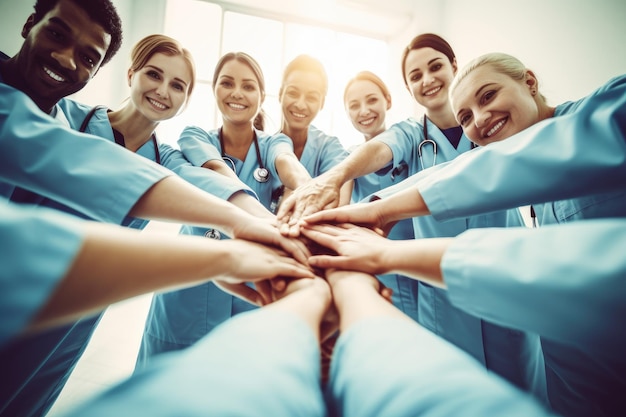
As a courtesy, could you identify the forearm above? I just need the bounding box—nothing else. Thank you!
[128,176,253,236]
[30,223,238,330]
[385,239,448,288]
[329,141,395,188]
[228,191,274,220]
[275,153,312,189]
[370,187,431,224]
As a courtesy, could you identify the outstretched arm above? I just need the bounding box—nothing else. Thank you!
[277,141,394,236]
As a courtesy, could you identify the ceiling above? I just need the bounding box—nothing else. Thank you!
[206,0,417,39]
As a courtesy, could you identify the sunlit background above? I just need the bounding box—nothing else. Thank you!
[1,0,625,415]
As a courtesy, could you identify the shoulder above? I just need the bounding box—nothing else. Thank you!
[556,74,626,116]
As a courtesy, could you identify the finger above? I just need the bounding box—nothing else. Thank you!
[276,194,296,222]
[270,277,287,292]
[216,282,263,306]
[300,227,340,250]
[254,280,273,305]
[308,255,350,270]
[381,287,394,304]
[302,208,344,225]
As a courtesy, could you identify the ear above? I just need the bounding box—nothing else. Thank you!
[451,57,459,75]
[386,95,392,110]
[21,14,36,39]
[320,97,325,110]
[525,69,539,95]
[127,68,133,87]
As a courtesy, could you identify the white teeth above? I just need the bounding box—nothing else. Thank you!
[360,117,375,126]
[486,119,506,137]
[148,98,167,110]
[424,86,441,96]
[43,66,64,82]
[292,111,306,119]
[228,103,246,110]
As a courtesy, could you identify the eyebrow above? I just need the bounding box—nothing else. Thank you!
[475,82,496,98]
[219,74,258,84]
[48,17,104,62]
[146,64,188,86]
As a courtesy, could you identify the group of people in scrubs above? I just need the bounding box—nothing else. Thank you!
[1,0,624,416]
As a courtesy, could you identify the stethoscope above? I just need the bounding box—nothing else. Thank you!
[218,127,269,183]
[418,114,437,169]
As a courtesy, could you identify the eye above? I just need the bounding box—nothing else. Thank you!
[430,63,443,72]
[480,90,496,105]
[172,82,185,91]
[80,54,96,68]
[306,94,320,103]
[220,80,232,88]
[348,103,359,111]
[46,28,64,42]
[410,73,422,82]
[459,112,472,126]
[243,83,256,91]
[286,90,299,98]
[367,97,378,105]
[147,70,161,80]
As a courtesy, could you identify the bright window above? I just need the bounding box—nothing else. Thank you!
[160,0,390,150]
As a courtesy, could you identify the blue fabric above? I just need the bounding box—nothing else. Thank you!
[328,317,556,417]
[373,116,542,398]
[64,310,325,417]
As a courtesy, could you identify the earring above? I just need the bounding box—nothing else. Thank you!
[531,89,537,95]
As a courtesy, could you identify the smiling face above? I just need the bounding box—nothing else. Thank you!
[128,52,192,122]
[344,79,390,140]
[451,64,540,146]
[15,0,111,113]
[279,69,325,133]
[214,59,263,126]
[403,47,456,113]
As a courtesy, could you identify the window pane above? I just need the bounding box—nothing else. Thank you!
[162,0,222,147]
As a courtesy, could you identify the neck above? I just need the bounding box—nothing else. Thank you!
[425,105,459,130]
[281,123,308,158]
[108,105,158,152]
[221,121,254,160]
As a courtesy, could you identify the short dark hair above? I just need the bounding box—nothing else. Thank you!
[33,0,123,66]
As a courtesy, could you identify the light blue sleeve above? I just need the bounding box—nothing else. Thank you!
[0,202,84,347]
[443,219,626,352]
[419,75,626,221]
[0,84,172,224]
[177,126,223,167]
[61,310,325,417]
[159,143,257,201]
[311,128,349,174]
[328,317,555,417]
[372,118,421,171]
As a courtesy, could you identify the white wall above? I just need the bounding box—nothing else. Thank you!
[391,0,626,116]
[2,0,624,119]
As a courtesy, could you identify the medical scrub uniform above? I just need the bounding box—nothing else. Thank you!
[61,288,562,417]
[350,145,419,321]
[416,74,626,417]
[0,88,250,417]
[136,125,297,365]
[0,202,85,348]
[372,116,545,398]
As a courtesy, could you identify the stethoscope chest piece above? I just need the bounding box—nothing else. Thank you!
[253,167,269,183]
[204,229,222,240]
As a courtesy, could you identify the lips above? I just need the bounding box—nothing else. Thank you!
[483,118,508,139]
[227,102,247,110]
[359,116,376,126]
[43,65,66,83]
[423,86,442,96]
[148,97,168,110]
[290,110,307,119]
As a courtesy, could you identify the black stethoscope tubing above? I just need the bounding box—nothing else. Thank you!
[218,127,269,183]
[418,114,437,169]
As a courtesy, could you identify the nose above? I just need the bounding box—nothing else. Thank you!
[422,72,435,86]
[475,109,492,128]
[50,47,77,71]
[155,81,169,98]
[230,86,243,99]
[358,104,370,117]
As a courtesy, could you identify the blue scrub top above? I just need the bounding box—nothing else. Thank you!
[415,74,626,417]
[372,116,539,397]
[0,202,84,347]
